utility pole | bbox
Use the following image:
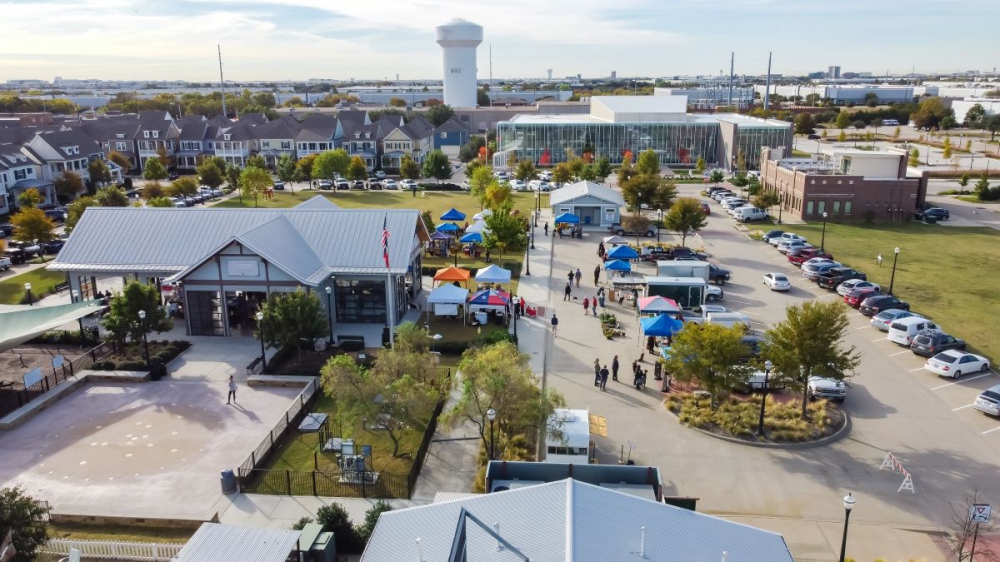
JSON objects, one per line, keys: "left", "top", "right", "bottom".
{"left": 218, "top": 45, "right": 227, "bottom": 119}
{"left": 489, "top": 45, "right": 493, "bottom": 107}
{"left": 763, "top": 52, "right": 772, "bottom": 111}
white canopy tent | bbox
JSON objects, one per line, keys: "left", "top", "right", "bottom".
{"left": 426, "top": 284, "right": 469, "bottom": 321}
{"left": 472, "top": 210, "right": 493, "bottom": 221}
{"left": 475, "top": 264, "right": 512, "bottom": 284}
{"left": 465, "top": 221, "right": 490, "bottom": 235}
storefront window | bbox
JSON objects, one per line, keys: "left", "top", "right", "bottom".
{"left": 335, "top": 279, "right": 387, "bottom": 323}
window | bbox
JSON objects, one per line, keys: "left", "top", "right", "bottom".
{"left": 14, "top": 169, "right": 28, "bottom": 180}
{"left": 440, "top": 132, "right": 447, "bottom": 138}
{"left": 335, "top": 279, "right": 387, "bottom": 323}
{"left": 806, "top": 201, "right": 814, "bottom": 215}
{"left": 833, "top": 201, "right": 841, "bottom": 214}
{"left": 818, "top": 201, "right": 826, "bottom": 214}
{"left": 844, "top": 201, "right": 852, "bottom": 214}
{"left": 281, "top": 141, "right": 291, "bottom": 150}
{"left": 116, "top": 142, "right": 128, "bottom": 151}
{"left": 224, "top": 134, "right": 231, "bottom": 141}
{"left": 152, "top": 131, "right": 159, "bottom": 138}
{"left": 143, "top": 131, "right": 150, "bottom": 138}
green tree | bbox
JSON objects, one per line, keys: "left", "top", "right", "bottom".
{"left": 694, "top": 157, "right": 706, "bottom": 175}
{"left": 425, "top": 104, "right": 455, "bottom": 127}
{"left": 469, "top": 166, "right": 495, "bottom": 207}
{"left": 663, "top": 197, "right": 708, "bottom": 248}
{"left": 943, "top": 138, "right": 953, "bottom": 159}
{"left": 346, "top": 156, "right": 368, "bottom": 182}
{"left": 760, "top": 300, "right": 861, "bottom": 417}
{"left": 12, "top": 208, "right": 56, "bottom": 257}
{"left": 964, "top": 103, "right": 987, "bottom": 126}
{"left": 147, "top": 196, "right": 175, "bottom": 207}
{"left": 958, "top": 172, "right": 970, "bottom": 191}
{"left": 636, "top": 149, "right": 661, "bottom": 176}
{"left": 101, "top": 281, "right": 171, "bottom": 349}
{"left": 514, "top": 159, "right": 537, "bottom": 184}
{"left": 794, "top": 113, "right": 815, "bottom": 135}
{"left": 421, "top": 150, "right": 452, "bottom": 183}
{"left": 579, "top": 164, "right": 598, "bottom": 181}
{"left": 399, "top": 154, "right": 421, "bottom": 180}
{"left": 315, "top": 502, "right": 360, "bottom": 554}
{"left": 983, "top": 114, "right": 1000, "bottom": 141}
{"left": 108, "top": 151, "right": 132, "bottom": 175}
{"left": 239, "top": 166, "right": 272, "bottom": 207}
{"left": 483, "top": 182, "right": 513, "bottom": 213}
{"left": 567, "top": 157, "right": 585, "bottom": 180}
{"left": 752, "top": 191, "right": 779, "bottom": 211}
{"left": 445, "top": 341, "right": 566, "bottom": 461}
{"left": 552, "top": 162, "right": 573, "bottom": 185}
{"left": 709, "top": 170, "right": 724, "bottom": 186}
{"left": 355, "top": 500, "right": 394, "bottom": 546}
{"left": 893, "top": 126, "right": 901, "bottom": 139}
{"left": 975, "top": 172, "right": 991, "bottom": 200}
{"left": 276, "top": 154, "right": 297, "bottom": 192}
{"left": 835, "top": 111, "right": 851, "bottom": 130}
{"left": 483, "top": 201, "right": 526, "bottom": 260}
{"left": 312, "top": 149, "right": 350, "bottom": 180}
{"left": 663, "top": 323, "right": 753, "bottom": 410}
{"left": 837, "top": 129, "right": 847, "bottom": 142}
{"left": 17, "top": 188, "right": 42, "bottom": 208}
{"left": 621, "top": 174, "right": 676, "bottom": 214}
{"left": 225, "top": 163, "right": 242, "bottom": 194}
{"left": 257, "top": 289, "right": 328, "bottom": 363}
{"left": 87, "top": 160, "right": 112, "bottom": 188}
{"left": 594, "top": 156, "right": 612, "bottom": 180}
{"left": 197, "top": 159, "right": 224, "bottom": 188}
{"left": 95, "top": 185, "right": 129, "bottom": 207}
{"left": 911, "top": 96, "right": 954, "bottom": 129}
{"left": 65, "top": 196, "right": 95, "bottom": 233}
{"left": 864, "top": 92, "right": 879, "bottom": 107}
{"left": 0, "top": 486, "right": 51, "bottom": 562}
{"left": 909, "top": 148, "right": 920, "bottom": 167}
{"left": 246, "top": 154, "right": 268, "bottom": 169}
{"left": 296, "top": 154, "right": 318, "bottom": 182}
{"left": 167, "top": 177, "right": 199, "bottom": 197}
{"left": 142, "top": 182, "right": 165, "bottom": 200}
{"left": 142, "top": 157, "right": 168, "bottom": 181}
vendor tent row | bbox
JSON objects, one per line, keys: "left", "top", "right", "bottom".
{"left": 427, "top": 265, "right": 515, "bottom": 320}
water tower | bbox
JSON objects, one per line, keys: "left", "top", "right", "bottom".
{"left": 435, "top": 19, "right": 483, "bottom": 108}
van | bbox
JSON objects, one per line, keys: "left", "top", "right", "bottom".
{"left": 736, "top": 207, "right": 770, "bottom": 222}
{"left": 883, "top": 119, "right": 899, "bottom": 126}
{"left": 887, "top": 316, "right": 939, "bottom": 346}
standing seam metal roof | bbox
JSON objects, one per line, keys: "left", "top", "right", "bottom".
{"left": 549, "top": 181, "right": 626, "bottom": 207}
{"left": 173, "top": 523, "right": 301, "bottom": 562}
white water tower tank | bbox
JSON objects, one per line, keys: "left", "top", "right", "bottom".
{"left": 435, "top": 19, "right": 483, "bottom": 108}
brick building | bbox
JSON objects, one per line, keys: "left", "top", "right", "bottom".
{"left": 760, "top": 147, "right": 927, "bottom": 223}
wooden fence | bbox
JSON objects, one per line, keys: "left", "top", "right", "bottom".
{"left": 40, "top": 539, "right": 184, "bottom": 561}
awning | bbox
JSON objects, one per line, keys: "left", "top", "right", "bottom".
{"left": 466, "top": 222, "right": 490, "bottom": 235}
{"left": 607, "top": 245, "right": 640, "bottom": 260}
{"left": 436, "top": 223, "right": 459, "bottom": 232}
{"left": 433, "top": 266, "right": 471, "bottom": 282}
{"left": 640, "top": 314, "right": 684, "bottom": 337}
{"left": 459, "top": 232, "right": 482, "bottom": 244}
{"left": 468, "top": 289, "right": 510, "bottom": 306}
{"left": 475, "top": 264, "right": 512, "bottom": 283}
{"left": 0, "top": 299, "right": 105, "bottom": 352}
{"left": 440, "top": 208, "right": 467, "bottom": 221}
{"left": 603, "top": 235, "right": 629, "bottom": 245}
{"left": 554, "top": 212, "right": 580, "bottom": 224}
{"left": 430, "top": 231, "right": 453, "bottom": 241}
{"left": 638, "top": 296, "right": 680, "bottom": 314}
{"left": 427, "top": 284, "right": 469, "bottom": 304}
{"left": 604, "top": 259, "right": 632, "bottom": 272}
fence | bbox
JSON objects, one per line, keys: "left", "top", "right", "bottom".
{"left": 237, "top": 378, "right": 319, "bottom": 478}
{"left": 0, "top": 343, "right": 113, "bottom": 420}
{"left": 40, "top": 539, "right": 184, "bottom": 561}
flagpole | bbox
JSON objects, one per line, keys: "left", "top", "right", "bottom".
{"left": 383, "top": 211, "right": 395, "bottom": 348}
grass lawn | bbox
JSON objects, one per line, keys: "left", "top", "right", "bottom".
{"left": 418, "top": 315, "right": 508, "bottom": 344}
{"left": 0, "top": 268, "right": 66, "bottom": 305}
{"left": 769, "top": 221, "right": 1000, "bottom": 360}
{"left": 48, "top": 523, "right": 193, "bottom": 543}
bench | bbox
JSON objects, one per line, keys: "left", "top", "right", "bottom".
{"left": 337, "top": 335, "right": 366, "bottom": 352}
{"left": 246, "top": 357, "right": 263, "bottom": 376}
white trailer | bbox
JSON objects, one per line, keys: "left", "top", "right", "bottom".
{"left": 656, "top": 260, "right": 710, "bottom": 283}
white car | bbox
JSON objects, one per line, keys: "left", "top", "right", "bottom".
{"left": 777, "top": 240, "right": 813, "bottom": 254}
{"left": 528, "top": 180, "right": 550, "bottom": 192}
{"left": 807, "top": 377, "right": 846, "bottom": 402}
{"left": 509, "top": 179, "right": 527, "bottom": 192}
{"left": 538, "top": 170, "right": 552, "bottom": 181}
{"left": 383, "top": 179, "right": 398, "bottom": 190}
{"left": 771, "top": 233, "right": 806, "bottom": 247}
{"left": 974, "top": 384, "right": 1000, "bottom": 417}
{"left": 837, "top": 280, "right": 882, "bottom": 297}
{"left": 924, "top": 350, "right": 991, "bottom": 379}
{"left": 801, "top": 257, "right": 839, "bottom": 269}
{"left": 705, "top": 284, "right": 724, "bottom": 302}
{"left": 400, "top": 179, "right": 418, "bottom": 190}
{"left": 763, "top": 273, "right": 791, "bottom": 291}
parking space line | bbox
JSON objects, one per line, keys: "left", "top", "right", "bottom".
{"left": 871, "top": 336, "right": 888, "bottom": 342}
{"left": 932, "top": 373, "right": 993, "bottom": 390}
{"left": 983, "top": 427, "right": 1000, "bottom": 435}
{"left": 890, "top": 350, "right": 910, "bottom": 357}
{"left": 953, "top": 404, "right": 975, "bottom": 411}
{"left": 909, "top": 367, "right": 926, "bottom": 372}
{"left": 855, "top": 325, "right": 872, "bottom": 330}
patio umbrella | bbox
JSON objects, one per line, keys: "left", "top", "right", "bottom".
{"left": 637, "top": 296, "right": 681, "bottom": 314}
{"left": 640, "top": 313, "right": 684, "bottom": 337}
{"left": 460, "top": 232, "right": 483, "bottom": 244}
{"left": 603, "top": 235, "right": 628, "bottom": 245}
{"left": 604, "top": 259, "right": 632, "bottom": 272}
{"left": 607, "top": 245, "right": 640, "bottom": 260}
{"left": 440, "top": 208, "right": 466, "bottom": 221}
{"left": 554, "top": 212, "right": 580, "bottom": 224}
{"left": 436, "top": 222, "right": 459, "bottom": 232}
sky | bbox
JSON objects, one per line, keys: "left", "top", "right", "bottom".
{"left": 1, "top": 0, "right": 998, "bottom": 83}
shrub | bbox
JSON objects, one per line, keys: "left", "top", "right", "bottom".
{"left": 355, "top": 500, "right": 394, "bottom": 545}
{"left": 316, "top": 502, "right": 360, "bottom": 553}
{"left": 476, "top": 329, "right": 513, "bottom": 346}
{"left": 119, "top": 361, "right": 148, "bottom": 371}
{"left": 292, "top": 516, "right": 314, "bottom": 531}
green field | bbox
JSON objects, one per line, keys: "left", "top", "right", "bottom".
{"left": 0, "top": 268, "right": 67, "bottom": 304}
{"left": 766, "top": 221, "right": 1000, "bottom": 360}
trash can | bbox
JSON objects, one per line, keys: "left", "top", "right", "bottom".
{"left": 220, "top": 469, "right": 237, "bottom": 495}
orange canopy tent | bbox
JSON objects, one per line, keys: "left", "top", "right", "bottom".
{"left": 433, "top": 266, "right": 472, "bottom": 284}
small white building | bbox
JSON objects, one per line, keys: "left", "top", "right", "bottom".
{"left": 549, "top": 181, "right": 625, "bottom": 228}
{"left": 545, "top": 408, "right": 591, "bottom": 464}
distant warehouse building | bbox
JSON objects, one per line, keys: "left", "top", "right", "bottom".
{"left": 494, "top": 96, "right": 792, "bottom": 171}
{"left": 760, "top": 147, "right": 928, "bottom": 223}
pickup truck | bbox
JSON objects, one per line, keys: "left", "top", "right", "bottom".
{"left": 708, "top": 264, "right": 731, "bottom": 285}
{"left": 641, "top": 246, "right": 708, "bottom": 262}
{"left": 609, "top": 222, "right": 658, "bottom": 237}
{"left": 816, "top": 268, "right": 867, "bottom": 290}
{"left": 787, "top": 249, "right": 832, "bottom": 266}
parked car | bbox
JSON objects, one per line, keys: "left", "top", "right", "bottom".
{"left": 171, "top": 197, "right": 186, "bottom": 208}
{"left": 369, "top": 180, "right": 384, "bottom": 190}
{"left": 708, "top": 264, "right": 731, "bottom": 285}
{"left": 700, "top": 201, "right": 711, "bottom": 215}
{"left": 272, "top": 181, "right": 285, "bottom": 190}
{"left": 771, "top": 232, "right": 806, "bottom": 247}
{"left": 352, "top": 180, "right": 367, "bottom": 190}
{"left": 508, "top": 179, "right": 527, "bottom": 191}
{"left": 44, "top": 209, "right": 66, "bottom": 223}
{"left": 317, "top": 179, "right": 333, "bottom": 189}
{"left": 788, "top": 249, "right": 832, "bottom": 266}
{"left": 705, "top": 284, "right": 724, "bottom": 303}
{"left": 739, "top": 334, "right": 763, "bottom": 363}
{"left": 777, "top": 240, "right": 813, "bottom": 254}
{"left": 859, "top": 294, "right": 909, "bottom": 316}
{"left": 609, "top": 223, "right": 658, "bottom": 237}
{"left": 335, "top": 179, "right": 350, "bottom": 190}
{"left": 528, "top": 180, "right": 550, "bottom": 192}
{"left": 871, "top": 309, "right": 922, "bottom": 332}
{"left": 816, "top": 267, "right": 866, "bottom": 289}
{"left": 538, "top": 170, "right": 552, "bottom": 181}
{"left": 887, "top": 316, "right": 939, "bottom": 346}
{"left": 910, "top": 331, "right": 966, "bottom": 357}
{"left": 3, "top": 249, "right": 27, "bottom": 265}
{"left": 807, "top": 376, "right": 847, "bottom": 402}
{"left": 738, "top": 369, "right": 785, "bottom": 393}
{"left": 844, "top": 288, "right": 881, "bottom": 308}
{"left": 0, "top": 224, "right": 12, "bottom": 237}
{"left": 668, "top": 247, "right": 708, "bottom": 260}
{"left": 925, "top": 350, "right": 989, "bottom": 378}
{"left": 374, "top": 170, "right": 386, "bottom": 180}
{"left": 168, "top": 172, "right": 179, "bottom": 181}
{"left": 42, "top": 239, "right": 65, "bottom": 254}
{"left": 973, "top": 384, "right": 1000, "bottom": 416}
{"left": 837, "top": 279, "right": 881, "bottom": 297}
{"left": 383, "top": 179, "right": 399, "bottom": 190}
{"left": 803, "top": 261, "right": 843, "bottom": 280}
{"left": 762, "top": 273, "right": 791, "bottom": 291}
{"left": 914, "top": 207, "right": 950, "bottom": 221}
{"left": 400, "top": 179, "right": 418, "bottom": 190}
{"left": 762, "top": 229, "right": 784, "bottom": 244}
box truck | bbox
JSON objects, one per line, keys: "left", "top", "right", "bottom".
{"left": 646, "top": 277, "right": 707, "bottom": 309}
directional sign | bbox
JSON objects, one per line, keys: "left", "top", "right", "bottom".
{"left": 970, "top": 503, "right": 992, "bottom": 523}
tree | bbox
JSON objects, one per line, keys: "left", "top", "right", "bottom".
{"left": 943, "top": 138, "right": 953, "bottom": 159}
{"left": 514, "top": 160, "right": 537, "bottom": 183}
{"left": 446, "top": 341, "right": 565, "bottom": 461}
{"left": 142, "top": 157, "right": 168, "bottom": 181}
{"left": 621, "top": 174, "right": 676, "bottom": 214}
{"left": 0, "top": 486, "right": 51, "bottom": 562}
{"left": 142, "top": 182, "right": 165, "bottom": 200}
{"left": 225, "top": 163, "right": 242, "bottom": 193}
{"left": 911, "top": 96, "right": 954, "bottom": 129}
{"left": 946, "top": 489, "right": 998, "bottom": 562}
{"left": 663, "top": 197, "right": 708, "bottom": 248}
{"left": 662, "top": 323, "right": 753, "bottom": 410}
{"left": 276, "top": 154, "right": 297, "bottom": 192}
{"left": 458, "top": 136, "right": 486, "bottom": 163}
{"left": 482, "top": 201, "right": 526, "bottom": 260}
{"left": 197, "top": 159, "right": 224, "bottom": 188}
{"left": 909, "top": 148, "right": 920, "bottom": 167}
{"left": 239, "top": 166, "right": 272, "bottom": 207}
{"left": 356, "top": 500, "right": 394, "bottom": 546}
{"left": 752, "top": 190, "right": 779, "bottom": 211}
{"left": 147, "top": 196, "right": 174, "bottom": 207}
{"left": 983, "top": 114, "right": 1000, "bottom": 141}
{"left": 426, "top": 104, "right": 455, "bottom": 127}
{"left": 959, "top": 172, "right": 970, "bottom": 191}
{"left": 167, "top": 177, "right": 198, "bottom": 197}
{"left": 579, "top": 163, "right": 597, "bottom": 181}
{"left": 421, "top": 150, "right": 452, "bottom": 183}
{"left": 101, "top": 281, "right": 171, "bottom": 349}
{"left": 709, "top": 170, "right": 724, "bottom": 185}
{"left": 760, "top": 300, "right": 861, "bottom": 417}
{"left": 65, "top": 196, "right": 95, "bottom": 233}
{"left": 12, "top": 208, "right": 56, "bottom": 256}
{"left": 837, "top": 129, "right": 847, "bottom": 142}
{"left": 975, "top": 172, "right": 991, "bottom": 200}
{"left": 864, "top": 92, "right": 879, "bottom": 107}
{"left": 616, "top": 158, "right": 637, "bottom": 186}
{"left": 315, "top": 502, "right": 360, "bottom": 554}
{"left": 17, "top": 188, "right": 43, "bottom": 208}
{"left": 483, "top": 182, "right": 513, "bottom": 211}
{"left": 694, "top": 157, "right": 706, "bottom": 175}
{"left": 388, "top": 97, "right": 407, "bottom": 108}
{"left": 552, "top": 162, "right": 573, "bottom": 185}
{"left": 87, "top": 160, "right": 112, "bottom": 188}
{"left": 296, "top": 154, "right": 318, "bottom": 181}
{"left": 95, "top": 185, "right": 129, "bottom": 207}
{"left": 155, "top": 146, "right": 171, "bottom": 168}
{"left": 257, "top": 289, "right": 328, "bottom": 363}
{"left": 346, "top": 156, "right": 368, "bottom": 182}
{"left": 595, "top": 156, "right": 612, "bottom": 180}
{"left": 108, "top": 151, "right": 132, "bottom": 175}
{"left": 312, "top": 149, "right": 350, "bottom": 181}
{"left": 835, "top": 111, "right": 851, "bottom": 130}
{"left": 965, "top": 103, "right": 987, "bottom": 127}
{"left": 469, "top": 166, "right": 495, "bottom": 207}
{"left": 794, "top": 113, "right": 815, "bottom": 135}
{"left": 246, "top": 154, "right": 267, "bottom": 169}
{"left": 399, "top": 154, "right": 421, "bottom": 180}
{"left": 636, "top": 149, "right": 661, "bottom": 176}
{"left": 941, "top": 115, "right": 958, "bottom": 130}
{"left": 893, "top": 126, "right": 901, "bottom": 139}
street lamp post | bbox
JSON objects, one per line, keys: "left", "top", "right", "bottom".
{"left": 325, "top": 286, "right": 334, "bottom": 345}
{"left": 756, "top": 360, "right": 773, "bottom": 437}
{"left": 256, "top": 311, "right": 267, "bottom": 369}
{"left": 486, "top": 407, "right": 497, "bottom": 460}
{"left": 525, "top": 228, "right": 532, "bottom": 277}
{"left": 777, "top": 188, "right": 783, "bottom": 224}
{"left": 888, "top": 247, "right": 900, "bottom": 295}
{"left": 820, "top": 211, "right": 828, "bottom": 251}
{"left": 137, "top": 310, "right": 150, "bottom": 369}
{"left": 24, "top": 283, "right": 32, "bottom": 306}
{"left": 71, "top": 290, "right": 85, "bottom": 340}
{"left": 838, "top": 493, "right": 856, "bottom": 562}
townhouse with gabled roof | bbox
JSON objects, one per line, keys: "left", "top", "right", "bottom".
{"left": 295, "top": 113, "right": 338, "bottom": 159}
{"left": 336, "top": 110, "right": 379, "bottom": 170}
{"left": 213, "top": 119, "right": 257, "bottom": 167}
{"left": 0, "top": 144, "right": 41, "bottom": 214}
{"left": 175, "top": 116, "right": 215, "bottom": 172}
{"left": 378, "top": 115, "right": 435, "bottom": 170}
{"left": 82, "top": 117, "right": 141, "bottom": 172}
{"left": 255, "top": 115, "right": 301, "bottom": 168}
{"left": 135, "top": 110, "right": 180, "bottom": 172}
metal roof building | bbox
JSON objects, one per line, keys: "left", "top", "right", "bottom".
{"left": 172, "top": 523, "right": 302, "bottom": 562}
{"left": 548, "top": 181, "right": 625, "bottom": 229}
{"left": 361, "top": 478, "right": 795, "bottom": 562}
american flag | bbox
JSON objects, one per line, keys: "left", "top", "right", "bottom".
{"left": 381, "top": 215, "right": 390, "bottom": 269}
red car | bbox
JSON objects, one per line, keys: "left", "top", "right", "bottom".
{"left": 844, "top": 287, "right": 881, "bottom": 308}
{"left": 700, "top": 201, "right": 711, "bottom": 215}
{"left": 788, "top": 249, "right": 833, "bottom": 266}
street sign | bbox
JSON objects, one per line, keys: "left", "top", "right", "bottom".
{"left": 970, "top": 503, "right": 992, "bottom": 524}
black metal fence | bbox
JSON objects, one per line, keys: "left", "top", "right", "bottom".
{"left": 0, "top": 343, "right": 113, "bottom": 420}
{"left": 237, "top": 378, "right": 319, "bottom": 477}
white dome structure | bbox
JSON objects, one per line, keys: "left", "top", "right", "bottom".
{"left": 435, "top": 19, "right": 483, "bottom": 108}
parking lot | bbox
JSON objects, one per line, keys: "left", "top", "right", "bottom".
{"left": 542, "top": 183, "right": 1000, "bottom": 556}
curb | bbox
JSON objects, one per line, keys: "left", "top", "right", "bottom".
{"left": 664, "top": 402, "right": 852, "bottom": 450}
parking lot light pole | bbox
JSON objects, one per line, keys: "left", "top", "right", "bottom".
{"left": 888, "top": 247, "right": 900, "bottom": 295}
{"left": 138, "top": 310, "right": 150, "bottom": 369}
{"left": 486, "top": 407, "right": 497, "bottom": 460}
{"left": 256, "top": 311, "right": 267, "bottom": 369}
{"left": 756, "top": 360, "right": 773, "bottom": 437}
{"left": 325, "top": 286, "right": 334, "bottom": 345}
{"left": 839, "top": 493, "right": 856, "bottom": 562}
{"left": 820, "top": 211, "right": 828, "bottom": 251}
{"left": 24, "top": 283, "right": 32, "bottom": 306}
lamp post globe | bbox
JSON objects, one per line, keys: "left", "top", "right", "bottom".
{"left": 820, "top": 211, "right": 828, "bottom": 251}
{"left": 138, "top": 310, "right": 150, "bottom": 368}
{"left": 486, "top": 407, "right": 497, "bottom": 460}
{"left": 25, "top": 282, "right": 32, "bottom": 306}
{"left": 888, "top": 247, "right": 901, "bottom": 295}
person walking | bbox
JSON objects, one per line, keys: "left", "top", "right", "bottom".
{"left": 519, "top": 297, "right": 526, "bottom": 317}
{"left": 226, "top": 375, "right": 237, "bottom": 405}
{"left": 593, "top": 358, "right": 601, "bottom": 387}
{"left": 612, "top": 355, "right": 620, "bottom": 381}
{"left": 599, "top": 365, "right": 610, "bottom": 391}
{"left": 582, "top": 297, "right": 590, "bottom": 315}
{"left": 598, "top": 288, "right": 606, "bottom": 308}
{"left": 551, "top": 313, "right": 559, "bottom": 335}
{"left": 598, "top": 241, "right": 605, "bottom": 258}
{"left": 591, "top": 297, "right": 597, "bottom": 316}
{"left": 568, "top": 270, "right": 575, "bottom": 285}
{"left": 593, "top": 265, "right": 601, "bottom": 285}
{"left": 574, "top": 268, "right": 582, "bottom": 288}
{"left": 564, "top": 282, "right": 572, "bottom": 301}
{"left": 544, "top": 222, "right": 549, "bottom": 236}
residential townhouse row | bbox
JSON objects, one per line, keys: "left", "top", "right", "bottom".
{"left": 0, "top": 109, "right": 471, "bottom": 215}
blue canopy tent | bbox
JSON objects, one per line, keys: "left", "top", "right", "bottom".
{"left": 436, "top": 223, "right": 459, "bottom": 232}
{"left": 604, "top": 259, "right": 632, "bottom": 272}
{"left": 554, "top": 213, "right": 580, "bottom": 224}
{"left": 640, "top": 313, "right": 684, "bottom": 337}
{"left": 607, "top": 245, "right": 640, "bottom": 260}
{"left": 440, "top": 208, "right": 467, "bottom": 221}
{"left": 459, "top": 232, "right": 483, "bottom": 244}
